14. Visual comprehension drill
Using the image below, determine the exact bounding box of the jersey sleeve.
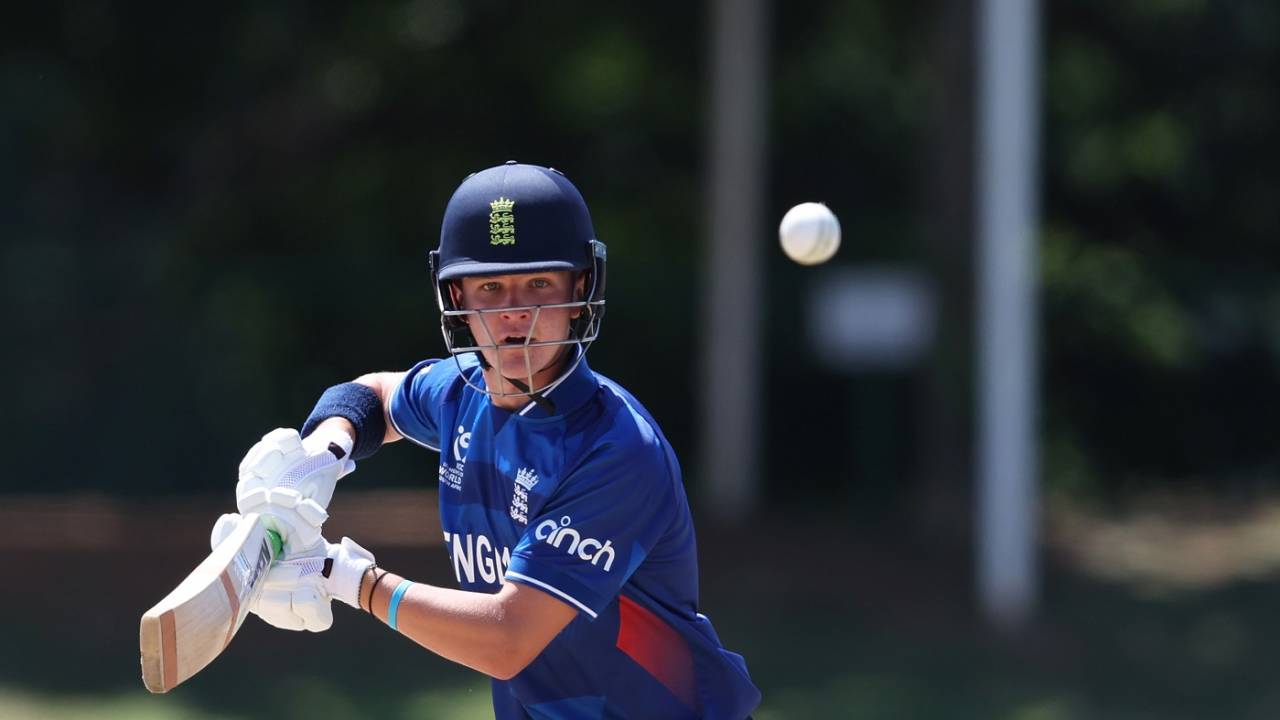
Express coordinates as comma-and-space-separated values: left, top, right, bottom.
387, 358, 452, 451
505, 436, 673, 619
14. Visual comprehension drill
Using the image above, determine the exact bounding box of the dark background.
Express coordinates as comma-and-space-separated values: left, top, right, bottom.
3, 1, 1280, 718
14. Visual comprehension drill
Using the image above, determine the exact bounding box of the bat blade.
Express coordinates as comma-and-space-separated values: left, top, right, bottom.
140, 513, 281, 693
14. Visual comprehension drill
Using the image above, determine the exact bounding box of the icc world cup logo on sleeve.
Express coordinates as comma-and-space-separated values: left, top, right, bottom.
439, 426, 470, 492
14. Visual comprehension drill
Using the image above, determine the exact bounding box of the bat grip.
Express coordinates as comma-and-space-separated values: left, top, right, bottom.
266, 529, 284, 559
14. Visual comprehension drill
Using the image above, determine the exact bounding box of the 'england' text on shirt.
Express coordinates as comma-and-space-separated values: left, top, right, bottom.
444, 515, 615, 586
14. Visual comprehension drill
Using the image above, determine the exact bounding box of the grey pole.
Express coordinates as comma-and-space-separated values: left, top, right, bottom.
701, 0, 768, 522
976, 0, 1041, 628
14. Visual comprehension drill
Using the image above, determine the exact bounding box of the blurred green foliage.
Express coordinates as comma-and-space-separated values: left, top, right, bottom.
1042, 0, 1280, 492
1, 0, 1277, 500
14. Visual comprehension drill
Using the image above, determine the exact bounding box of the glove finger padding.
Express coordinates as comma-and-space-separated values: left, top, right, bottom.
237, 428, 306, 487
210, 512, 244, 550
294, 497, 330, 528
249, 547, 333, 632
290, 585, 335, 632
242, 489, 329, 551
253, 589, 310, 631
235, 486, 271, 513
235, 426, 353, 552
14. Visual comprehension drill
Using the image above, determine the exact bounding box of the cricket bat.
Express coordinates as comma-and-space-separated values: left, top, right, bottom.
140, 512, 283, 693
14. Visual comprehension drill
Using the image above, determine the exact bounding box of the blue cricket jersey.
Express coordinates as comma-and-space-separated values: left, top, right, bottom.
387, 353, 761, 719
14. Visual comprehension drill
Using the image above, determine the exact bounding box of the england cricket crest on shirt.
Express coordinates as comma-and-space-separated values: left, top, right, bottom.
489, 197, 515, 245
510, 467, 538, 524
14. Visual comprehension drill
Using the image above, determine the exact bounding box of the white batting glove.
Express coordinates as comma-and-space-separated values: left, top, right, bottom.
211, 514, 375, 633
212, 512, 326, 631
253, 536, 376, 632
253, 543, 335, 633
236, 427, 356, 552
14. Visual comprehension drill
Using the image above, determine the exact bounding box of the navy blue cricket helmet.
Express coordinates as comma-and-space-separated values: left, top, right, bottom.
428, 162, 607, 393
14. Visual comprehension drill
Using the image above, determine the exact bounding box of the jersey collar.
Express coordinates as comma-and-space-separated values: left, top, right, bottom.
512, 349, 598, 420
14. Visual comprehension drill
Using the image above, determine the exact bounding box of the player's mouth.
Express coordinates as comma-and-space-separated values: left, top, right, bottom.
501, 336, 530, 346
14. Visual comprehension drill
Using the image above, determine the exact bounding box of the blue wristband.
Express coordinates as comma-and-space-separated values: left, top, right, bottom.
387, 579, 414, 631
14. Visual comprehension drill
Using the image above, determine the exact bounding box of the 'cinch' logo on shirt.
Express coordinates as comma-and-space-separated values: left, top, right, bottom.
535, 515, 616, 572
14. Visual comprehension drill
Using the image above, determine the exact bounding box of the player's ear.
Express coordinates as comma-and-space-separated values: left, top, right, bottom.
448, 282, 474, 324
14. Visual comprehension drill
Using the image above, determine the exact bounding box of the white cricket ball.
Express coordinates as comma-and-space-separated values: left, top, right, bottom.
779, 202, 841, 265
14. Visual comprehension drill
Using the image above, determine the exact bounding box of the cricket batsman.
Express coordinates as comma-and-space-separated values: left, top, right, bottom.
213, 162, 762, 718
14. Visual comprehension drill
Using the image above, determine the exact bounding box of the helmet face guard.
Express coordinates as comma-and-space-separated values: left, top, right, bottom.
429, 239, 606, 398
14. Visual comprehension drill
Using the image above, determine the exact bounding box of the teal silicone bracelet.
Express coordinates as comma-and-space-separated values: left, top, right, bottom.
387, 579, 414, 630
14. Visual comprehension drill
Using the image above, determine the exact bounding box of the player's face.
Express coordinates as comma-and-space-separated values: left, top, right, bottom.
453, 270, 584, 390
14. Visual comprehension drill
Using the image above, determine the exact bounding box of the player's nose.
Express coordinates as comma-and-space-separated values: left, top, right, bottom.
491, 310, 533, 341
498, 301, 532, 321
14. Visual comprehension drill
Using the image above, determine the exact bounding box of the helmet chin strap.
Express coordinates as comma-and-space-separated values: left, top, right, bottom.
473, 342, 573, 415
502, 375, 556, 415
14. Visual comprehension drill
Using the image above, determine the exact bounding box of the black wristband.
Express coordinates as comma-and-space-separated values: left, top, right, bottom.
301, 382, 386, 460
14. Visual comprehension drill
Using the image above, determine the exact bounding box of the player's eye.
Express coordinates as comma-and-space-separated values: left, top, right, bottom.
529, 278, 551, 289
480, 281, 500, 292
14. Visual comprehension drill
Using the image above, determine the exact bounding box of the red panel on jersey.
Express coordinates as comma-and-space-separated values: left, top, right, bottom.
615, 594, 697, 711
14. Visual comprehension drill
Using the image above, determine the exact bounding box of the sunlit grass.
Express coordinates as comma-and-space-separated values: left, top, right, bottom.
0, 681, 495, 720
0, 687, 238, 720
400, 685, 495, 719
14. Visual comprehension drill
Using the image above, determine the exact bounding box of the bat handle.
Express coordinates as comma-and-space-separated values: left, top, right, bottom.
265, 528, 284, 560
